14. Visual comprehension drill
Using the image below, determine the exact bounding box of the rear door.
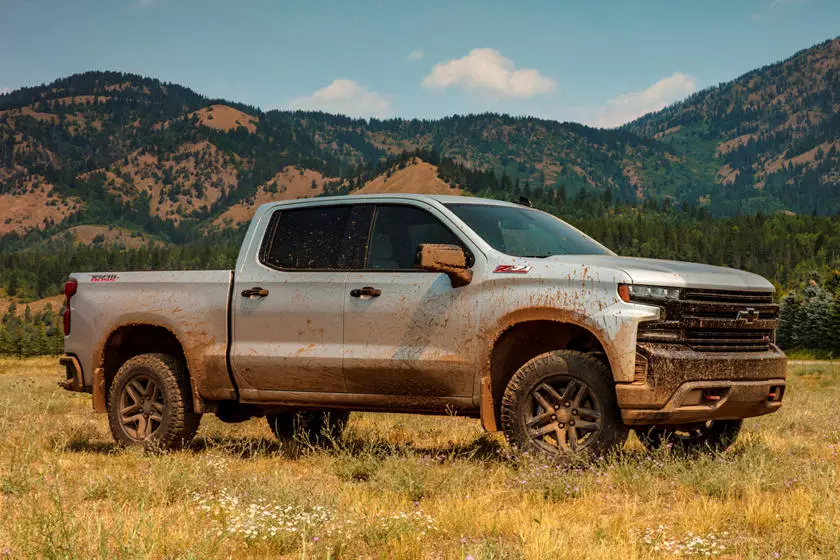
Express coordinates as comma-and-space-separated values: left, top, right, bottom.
343, 203, 481, 397
230, 203, 371, 396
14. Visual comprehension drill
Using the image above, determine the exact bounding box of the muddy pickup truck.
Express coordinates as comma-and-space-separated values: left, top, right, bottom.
60, 194, 786, 455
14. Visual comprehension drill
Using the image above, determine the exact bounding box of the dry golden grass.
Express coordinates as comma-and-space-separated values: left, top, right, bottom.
1, 357, 838, 558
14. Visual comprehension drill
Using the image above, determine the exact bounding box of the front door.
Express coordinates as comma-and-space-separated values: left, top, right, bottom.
343, 204, 481, 397
231, 203, 369, 396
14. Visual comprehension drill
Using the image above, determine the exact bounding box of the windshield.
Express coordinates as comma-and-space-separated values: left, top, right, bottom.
445, 203, 613, 257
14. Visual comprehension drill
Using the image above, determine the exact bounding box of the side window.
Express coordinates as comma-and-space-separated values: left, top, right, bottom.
366, 205, 464, 270
261, 205, 368, 270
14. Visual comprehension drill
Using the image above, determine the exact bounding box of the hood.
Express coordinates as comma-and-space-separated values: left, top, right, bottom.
545, 255, 774, 292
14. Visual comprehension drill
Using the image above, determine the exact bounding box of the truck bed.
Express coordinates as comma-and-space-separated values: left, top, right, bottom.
64, 270, 236, 402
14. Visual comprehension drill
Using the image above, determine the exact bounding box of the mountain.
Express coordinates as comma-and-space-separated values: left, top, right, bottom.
0, 37, 838, 246
0, 74, 697, 244
626, 37, 840, 215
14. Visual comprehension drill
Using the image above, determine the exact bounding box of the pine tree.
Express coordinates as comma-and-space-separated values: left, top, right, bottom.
826, 297, 840, 356
776, 293, 799, 348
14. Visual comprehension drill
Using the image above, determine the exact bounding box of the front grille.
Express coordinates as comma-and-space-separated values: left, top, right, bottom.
684, 329, 773, 352
638, 288, 778, 352
682, 288, 774, 305
685, 309, 778, 320
681, 288, 778, 323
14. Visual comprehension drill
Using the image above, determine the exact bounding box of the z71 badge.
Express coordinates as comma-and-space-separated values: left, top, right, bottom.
90, 274, 118, 282
493, 265, 532, 274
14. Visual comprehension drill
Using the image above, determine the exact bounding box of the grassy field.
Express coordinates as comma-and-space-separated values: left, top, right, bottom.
1, 358, 839, 559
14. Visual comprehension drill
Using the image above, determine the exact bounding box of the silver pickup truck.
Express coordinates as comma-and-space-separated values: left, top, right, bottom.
60, 194, 786, 456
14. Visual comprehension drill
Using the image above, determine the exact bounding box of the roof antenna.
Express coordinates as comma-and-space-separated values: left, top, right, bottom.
518, 196, 533, 208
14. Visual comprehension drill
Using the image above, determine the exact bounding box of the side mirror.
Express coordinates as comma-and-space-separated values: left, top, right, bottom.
415, 244, 473, 288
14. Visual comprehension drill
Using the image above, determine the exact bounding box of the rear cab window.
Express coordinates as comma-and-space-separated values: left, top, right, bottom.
259, 205, 372, 270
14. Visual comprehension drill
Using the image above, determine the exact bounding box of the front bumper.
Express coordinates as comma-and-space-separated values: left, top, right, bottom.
617, 343, 786, 426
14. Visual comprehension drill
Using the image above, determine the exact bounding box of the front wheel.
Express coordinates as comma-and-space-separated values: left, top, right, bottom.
636, 420, 742, 453
500, 350, 628, 457
107, 353, 201, 450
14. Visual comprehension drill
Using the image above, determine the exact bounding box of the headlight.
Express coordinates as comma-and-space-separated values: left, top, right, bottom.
618, 284, 681, 302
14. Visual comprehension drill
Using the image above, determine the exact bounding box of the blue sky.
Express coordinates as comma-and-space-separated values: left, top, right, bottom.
1, 0, 837, 126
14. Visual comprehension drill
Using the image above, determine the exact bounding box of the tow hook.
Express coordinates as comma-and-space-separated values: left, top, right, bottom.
701, 387, 729, 403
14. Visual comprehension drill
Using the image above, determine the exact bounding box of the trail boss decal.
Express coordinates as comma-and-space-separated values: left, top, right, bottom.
493, 265, 532, 274
90, 274, 118, 283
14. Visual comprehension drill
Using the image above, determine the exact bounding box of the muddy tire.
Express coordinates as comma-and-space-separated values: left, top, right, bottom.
500, 350, 628, 457
266, 410, 350, 445
637, 420, 742, 453
107, 353, 201, 450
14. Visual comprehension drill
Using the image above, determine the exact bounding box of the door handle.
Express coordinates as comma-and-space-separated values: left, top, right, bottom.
241, 287, 270, 298
350, 286, 381, 298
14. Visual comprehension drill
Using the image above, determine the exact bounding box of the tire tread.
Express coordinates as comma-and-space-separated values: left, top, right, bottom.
107, 353, 200, 450
499, 350, 628, 456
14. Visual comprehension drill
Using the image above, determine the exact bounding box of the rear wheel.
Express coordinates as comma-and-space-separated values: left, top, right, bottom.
266, 410, 350, 445
637, 420, 742, 453
500, 350, 628, 457
107, 353, 201, 450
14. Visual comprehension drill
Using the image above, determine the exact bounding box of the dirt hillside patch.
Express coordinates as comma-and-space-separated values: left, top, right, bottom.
215, 167, 333, 227
355, 159, 459, 195
56, 225, 155, 248
716, 133, 759, 155
717, 163, 740, 186
653, 125, 681, 139
190, 105, 258, 133
79, 141, 242, 225
0, 178, 81, 235
0, 106, 60, 124
761, 140, 840, 176
0, 293, 64, 315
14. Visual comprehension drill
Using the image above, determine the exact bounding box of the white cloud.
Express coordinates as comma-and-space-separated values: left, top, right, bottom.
406, 50, 424, 61
750, 0, 806, 21
284, 79, 392, 118
0, 87, 11, 96
592, 72, 697, 128
422, 48, 556, 98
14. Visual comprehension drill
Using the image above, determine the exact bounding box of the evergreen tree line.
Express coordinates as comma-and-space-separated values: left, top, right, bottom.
0, 303, 64, 357
777, 270, 840, 356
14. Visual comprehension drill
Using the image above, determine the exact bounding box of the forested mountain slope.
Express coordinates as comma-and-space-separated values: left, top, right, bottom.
1, 36, 837, 248
0, 72, 700, 243
627, 37, 840, 215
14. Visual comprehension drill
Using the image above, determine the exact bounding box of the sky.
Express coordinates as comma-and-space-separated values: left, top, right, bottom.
0, 0, 838, 128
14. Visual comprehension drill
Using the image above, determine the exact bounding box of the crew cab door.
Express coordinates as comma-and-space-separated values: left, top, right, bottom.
343, 203, 481, 397
231, 203, 370, 396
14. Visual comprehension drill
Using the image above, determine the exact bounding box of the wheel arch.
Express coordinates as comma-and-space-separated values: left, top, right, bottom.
481, 311, 618, 432
94, 323, 198, 413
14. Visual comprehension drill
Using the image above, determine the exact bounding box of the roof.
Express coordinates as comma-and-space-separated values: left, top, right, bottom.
255, 193, 523, 213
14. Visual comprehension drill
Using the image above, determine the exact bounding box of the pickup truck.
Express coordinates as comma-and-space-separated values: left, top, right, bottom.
60, 194, 787, 455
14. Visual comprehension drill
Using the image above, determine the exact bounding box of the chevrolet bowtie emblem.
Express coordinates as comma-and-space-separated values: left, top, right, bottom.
736, 308, 759, 323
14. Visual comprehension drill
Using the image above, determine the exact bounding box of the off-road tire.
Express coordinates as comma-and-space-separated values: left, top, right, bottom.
107, 353, 201, 450
636, 420, 742, 453
500, 350, 628, 457
266, 410, 350, 445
